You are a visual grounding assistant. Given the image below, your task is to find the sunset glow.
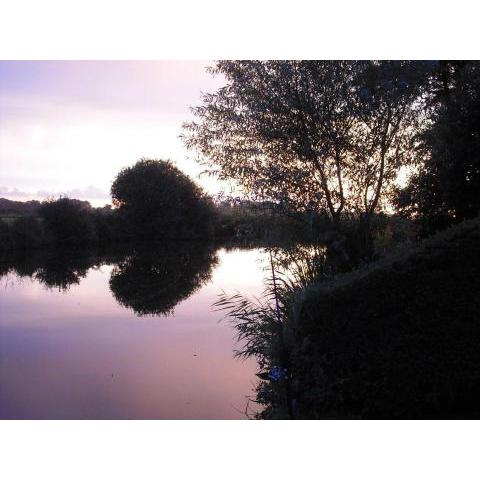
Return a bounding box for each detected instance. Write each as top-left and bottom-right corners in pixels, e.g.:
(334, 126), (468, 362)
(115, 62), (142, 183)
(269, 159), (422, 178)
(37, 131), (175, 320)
(0, 61), (225, 205)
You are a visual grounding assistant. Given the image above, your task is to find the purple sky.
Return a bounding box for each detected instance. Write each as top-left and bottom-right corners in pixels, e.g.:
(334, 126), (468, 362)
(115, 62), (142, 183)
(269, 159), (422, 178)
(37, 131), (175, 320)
(0, 61), (225, 205)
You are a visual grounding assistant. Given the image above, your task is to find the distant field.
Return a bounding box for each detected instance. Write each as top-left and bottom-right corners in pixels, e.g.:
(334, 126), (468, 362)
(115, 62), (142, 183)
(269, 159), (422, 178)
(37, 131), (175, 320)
(0, 213), (41, 225)
(0, 214), (23, 225)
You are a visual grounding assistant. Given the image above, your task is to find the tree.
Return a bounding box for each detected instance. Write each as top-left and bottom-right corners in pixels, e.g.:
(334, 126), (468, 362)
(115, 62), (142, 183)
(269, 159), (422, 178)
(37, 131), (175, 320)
(38, 197), (97, 245)
(11, 215), (45, 249)
(183, 61), (426, 223)
(348, 61), (429, 219)
(394, 61), (480, 234)
(111, 158), (216, 240)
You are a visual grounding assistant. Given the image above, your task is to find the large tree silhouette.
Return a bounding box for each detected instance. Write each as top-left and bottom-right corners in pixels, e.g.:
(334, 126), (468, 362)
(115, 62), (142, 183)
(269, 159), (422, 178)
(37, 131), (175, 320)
(111, 158), (216, 240)
(394, 61), (480, 233)
(184, 61), (426, 222)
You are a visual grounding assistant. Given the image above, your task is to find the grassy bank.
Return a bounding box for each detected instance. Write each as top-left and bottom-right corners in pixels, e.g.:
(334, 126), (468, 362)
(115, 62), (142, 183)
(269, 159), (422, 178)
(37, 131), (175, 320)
(288, 216), (480, 418)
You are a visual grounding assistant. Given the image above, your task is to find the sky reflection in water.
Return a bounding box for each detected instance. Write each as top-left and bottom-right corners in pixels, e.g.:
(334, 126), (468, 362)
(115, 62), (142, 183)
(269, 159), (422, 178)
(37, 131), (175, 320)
(0, 247), (268, 419)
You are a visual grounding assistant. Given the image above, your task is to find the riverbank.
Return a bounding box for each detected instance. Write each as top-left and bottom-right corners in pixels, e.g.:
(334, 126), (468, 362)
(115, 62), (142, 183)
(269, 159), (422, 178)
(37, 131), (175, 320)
(0, 197), (319, 253)
(287, 216), (480, 418)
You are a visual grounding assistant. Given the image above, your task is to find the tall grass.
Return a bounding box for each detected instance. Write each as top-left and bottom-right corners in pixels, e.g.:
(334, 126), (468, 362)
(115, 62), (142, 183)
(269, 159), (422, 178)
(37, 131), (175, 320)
(214, 245), (332, 418)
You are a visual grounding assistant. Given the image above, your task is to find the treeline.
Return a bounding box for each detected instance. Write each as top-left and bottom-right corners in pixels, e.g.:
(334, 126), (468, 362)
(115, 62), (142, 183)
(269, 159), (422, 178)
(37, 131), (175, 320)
(0, 160), (320, 252)
(0, 198), (41, 214)
(0, 199), (116, 250)
(0, 192), (413, 255)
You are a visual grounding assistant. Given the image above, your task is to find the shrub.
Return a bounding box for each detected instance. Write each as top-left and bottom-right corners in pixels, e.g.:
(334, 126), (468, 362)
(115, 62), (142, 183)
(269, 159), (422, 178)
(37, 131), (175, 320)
(0, 220), (13, 252)
(292, 216), (480, 418)
(91, 207), (123, 244)
(38, 198), (97, 245)
(10, 215), (45, 249)
(111, 158), (216, 240)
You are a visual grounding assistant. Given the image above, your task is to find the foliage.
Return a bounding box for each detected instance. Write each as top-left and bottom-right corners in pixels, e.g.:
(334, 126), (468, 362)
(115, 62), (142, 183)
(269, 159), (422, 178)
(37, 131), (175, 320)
(214, 268), (298, 419)
(10, 215), (45, 249)
(111, 158), (216, 240)
(394, 61), (480, 234)
(91, 205), (123, 244)
(38, 197), (97, 245)
(216, 215), (473, 419)
(290, 216), (480, 418)
(214, 200), (316, 243)
(0, 220), (13, 252)
(0, 197), (40, 215)
(184, 61), (428, 220)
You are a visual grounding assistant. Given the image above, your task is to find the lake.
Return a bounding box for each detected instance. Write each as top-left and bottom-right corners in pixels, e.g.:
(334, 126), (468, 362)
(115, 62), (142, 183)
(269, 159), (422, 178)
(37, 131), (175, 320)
(0, 244), (272, 419)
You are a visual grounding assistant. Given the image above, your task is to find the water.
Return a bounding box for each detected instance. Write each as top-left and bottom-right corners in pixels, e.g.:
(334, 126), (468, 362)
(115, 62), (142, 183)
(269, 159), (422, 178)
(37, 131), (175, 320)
(0, 245), (271, 419)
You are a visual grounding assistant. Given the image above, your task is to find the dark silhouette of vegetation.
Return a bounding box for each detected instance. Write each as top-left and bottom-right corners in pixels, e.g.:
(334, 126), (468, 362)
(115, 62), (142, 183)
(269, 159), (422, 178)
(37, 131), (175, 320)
(184, 61), (429, 223)
(38, 197), (97, 245)
(182, 60), (440, 265)
(213, 197), (328, 243)
(290, 216), (480, 418)
(0, 219), (13, 252)
(0, 201), (120, 251)
(0, 197), (40, 215)
(394, 61), (480, 234)
(215, 272), (297, 419)
(90, 204), (124, 244)
(1, 160), (220, 251)
(111, 158), (216, 240)
(220, 216), (480, 418)
(10, 215), (45, 249)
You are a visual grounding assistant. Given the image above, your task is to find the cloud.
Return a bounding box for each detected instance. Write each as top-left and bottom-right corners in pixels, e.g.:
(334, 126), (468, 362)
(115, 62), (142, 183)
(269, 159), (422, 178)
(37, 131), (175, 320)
(0, 61), (229, 200)
(0, 186), (27, 197)
(0, 185), (109, 201)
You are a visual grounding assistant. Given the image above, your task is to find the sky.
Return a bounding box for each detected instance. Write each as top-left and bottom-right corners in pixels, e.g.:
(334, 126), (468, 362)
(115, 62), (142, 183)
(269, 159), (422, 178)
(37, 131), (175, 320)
(0, 61), (225, 206)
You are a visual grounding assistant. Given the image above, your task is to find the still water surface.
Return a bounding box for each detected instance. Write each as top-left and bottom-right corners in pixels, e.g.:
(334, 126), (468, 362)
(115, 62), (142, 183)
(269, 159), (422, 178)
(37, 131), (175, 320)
(0, 246), (269, 419)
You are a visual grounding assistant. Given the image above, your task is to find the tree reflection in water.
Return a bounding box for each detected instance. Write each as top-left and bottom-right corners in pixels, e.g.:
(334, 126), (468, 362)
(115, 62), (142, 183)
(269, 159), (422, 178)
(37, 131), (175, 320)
(0, 247), (103, 291)
(0, 242), (218, 317)
(109, 242), (218, 316)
